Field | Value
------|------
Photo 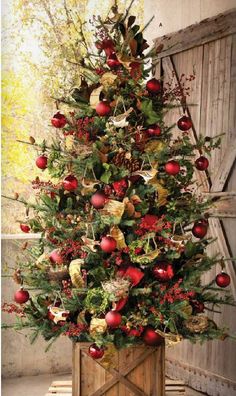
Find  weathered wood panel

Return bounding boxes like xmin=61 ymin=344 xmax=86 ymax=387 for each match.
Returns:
xmin=154 ymin=11 xmax=236 ymax=395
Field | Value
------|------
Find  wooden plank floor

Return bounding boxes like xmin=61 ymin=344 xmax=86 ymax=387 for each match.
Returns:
xmin=45 ymin=379 xmax=186 ymax=395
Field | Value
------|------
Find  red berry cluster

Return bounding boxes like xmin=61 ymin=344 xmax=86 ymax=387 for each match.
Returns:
xmin=2 ymin=302 xmax=26 ymax=317
xmin=158 ymin=279 xmax=195 ymax=305
xmin=64 ymin=323 xmax=88 ymax=337
xmin=136 ymin=214 xmax=171 ymax=236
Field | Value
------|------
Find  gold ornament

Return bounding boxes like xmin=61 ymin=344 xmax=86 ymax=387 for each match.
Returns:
xmin=36 ymin=253 xmax=50 ymax=269
xmin=100 ymin=72 xmax=117 ymax=88
xmin=69 ymin=259 xmax=85 ymax=288
xmin=101 ymin=200 xmax=125 ymax=223
xmin=89 ymin=86 xmax=103 ymax=109
xmin=110 ymin=226 xmax=127 ymax=249
xmin=90 ymin=317 xmax=107 ymax=336
xmin=184 ymin=315 xmax=209 ymax=333
xmin=155 ymin=329 xmax=182 ymax=347
xmin=144 ymin=140 xmax=166 ymax=154
xmin=133 ymin=249 xmax=160 ymax=264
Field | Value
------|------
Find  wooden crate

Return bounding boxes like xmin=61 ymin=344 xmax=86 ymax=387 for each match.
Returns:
xmin=45 ymin=378 xmax=185 ymax=396
xmin=72 ymin=342 xmax=165 ymax=396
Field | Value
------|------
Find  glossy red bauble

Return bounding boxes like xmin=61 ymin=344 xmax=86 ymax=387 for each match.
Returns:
xmin=164 ymin=160 xmax=180 ymax=175
xmin=14 ymin=289 xmax=30 ymax=304
xmin=36 ymin=155 xmax=48 ymax=169
xmin=146 ymin=78 xmax=161 ymax=94
xmin=100 ymin=236 xmax=117 ymax=253
xmin=152 ymin=262 xmax=174 ymax=282
xmin=124 ymin=266 xmax=144 ymax=286
xmin=177 ymin=115 xmax=192 ymax=131
xmin=195 ymin=156 xmax=209 ymax=171
xmin=145 ymin=125 xmax=161 ymax=137
xmin=49 ymin=250 xmax=64 ymax=265
xmin=143 ymin=327 xmax=163 ymax=346
xmin=20 ymin=224 xmax=30 ymax=233
xmin=51 ymin=112 xmax=67 ymax=128
xmin=105 ymin=310 xmax=122 ymax=328
xmin=88 ymin=343 xmax=105 ymax=359
xmin=192 ymin=222 xmax=208 ymax=239
xmin=107 ymin=53 xmax=121 ymax=68
xmin=63 ymin=175 xmax=78 ymax=191
xmin=91 ymin=191 xmax=106 ymax=209
xmin=216 ymin=272 xmax=231 ymax=288
xmin=96 ymin=101 xmax=111 ymax=116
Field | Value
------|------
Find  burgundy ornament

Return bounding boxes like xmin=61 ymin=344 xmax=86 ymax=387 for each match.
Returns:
xmin=20 ymin=224 xmax=30 ymax=233
xmin=88 ymin=343 xmax=105 ymax=359
xmin=143 ymin=326 xmax=163 ymax=346
xmin=192 ymin=222 xmax=208 ymax=239
xmin=96 ymin=101 xmax=111 ymax=116
xmin=177 ymin=115 xmax=192 ymax=131
xmin=112 ymin=179 xmax=128 ymax=197
xmin=102 ymin=39 xmax=115 ymax=56
xmin=107 ymin=53 xmax=121 ymax=68
xmin=146 ymin=78 xmax=161 ymax=94
xmin=145 ymin=125 xmax=161 ymax=137
xmin=14 ymin=288 xmax=30 ymax=304
xmin=100 ymin=236 xmax=117 ymax=253
xmin=216 ymin=272 xmax=231 ymax=288
xmin=195 ymin=156 xmax=209 ymax=171
xmin=105 ymin=310 xmax=122 ymax=328
xmin=152 ymin=262 xmax=174 ymax=282
xmin=191 ymin=300 xmax=205 ymax=314
xmin=164 ymin=160 xmax=180 ymax=176
xmin=90 ymin=191 xmax=106 ymax=209
xmin=63 ymin=175 xmax=78 ymax=191
xmin=36 ymin=155 xmax=48 ymax=169
xmin=51 ymin=112 xmax=67 ymax=128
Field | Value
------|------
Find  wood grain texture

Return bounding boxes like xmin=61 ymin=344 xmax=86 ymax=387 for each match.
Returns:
xmin=72 ymin=343 xmax=165 ymax=396
xmin=153 ymin=8 xmax=236 ymax=59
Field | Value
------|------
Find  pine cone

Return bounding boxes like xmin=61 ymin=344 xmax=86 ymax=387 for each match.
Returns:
xmin=12 ymin=269 xmax=22 ymax=285
xmin=112 ymin=151 xmax=141 ymax=172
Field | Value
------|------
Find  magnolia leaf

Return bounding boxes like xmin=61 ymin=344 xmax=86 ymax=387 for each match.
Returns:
xmin=141 ymin=99 xmax=160 ymax=124
xmin=90 ymin=86 xmax=103 ymax=109
xmin=129 ymin=38 xmax=138 ymax=56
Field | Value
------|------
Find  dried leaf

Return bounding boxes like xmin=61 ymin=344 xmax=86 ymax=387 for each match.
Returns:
xmin=89 ymin=86 xmax=103 ymax=109
xmin=110 ymin=225 xmax=127 ymax=249
xmin=69 ymin=259 xmax=85 ymax=288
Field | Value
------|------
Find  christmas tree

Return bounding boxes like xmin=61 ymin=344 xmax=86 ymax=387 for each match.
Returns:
xmin=3 ymin=3 xmax=234 ymax=358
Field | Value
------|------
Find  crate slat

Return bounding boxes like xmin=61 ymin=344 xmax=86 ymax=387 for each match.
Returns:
xmin=45 ymin=378 xmax=186 ymax=395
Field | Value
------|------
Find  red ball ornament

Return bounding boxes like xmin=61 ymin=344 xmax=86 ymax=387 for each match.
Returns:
xmin=88 ymin=343 xmax=105 ymax=359
xmin=165 ymin=160 xmax=180 ymax=176
xmin=20 ymin=224 xmax=30 ymax=233
xmin=51 ymin=112 xmax=67 ymax=128
xmin=145 ymin=125 xmax=161 ymax=137
xmin=14 ymin=288 xmax=30 ymax=304
xmin=49 ymin=250 xmax=64 ymax=265
xmin=143 ymin=326 xmax=163 ymax=346
xmin=177 ymin=115 xmax=192 ymax=131
xmin=105 ymin=310 xmax=122 ymax=328
xmin=96 ymin=101 xmax=111 ymax=116
xmin=63 ymin=175 xmax=78 ymax=191
xmin=152 ymin=262 xmax=174 ymax=282
xmin=216 ymin=272 xmax=231 ymax=288
xmin=91 ymin=191 xmax=106 ymax=209
xmin=192 ymin=222 xmax=208 ymax=239
xmin=195 ymin=156 xmax=209 ymax=171
xmin=36 ymin=155 xmax=48 ymax=169
xmin=100 ymin=236 xmax=117 ymax=253
xmin=107 ymin=53 xmax=121 ymax=68
xmin=146 ymin=78 xmax=161 ymax=94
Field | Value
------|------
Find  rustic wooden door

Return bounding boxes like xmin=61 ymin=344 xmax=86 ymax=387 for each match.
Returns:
xmin=153 ymin=9 xmax=236 ymax=396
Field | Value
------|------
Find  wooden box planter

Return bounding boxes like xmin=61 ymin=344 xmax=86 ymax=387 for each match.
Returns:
xmin=72 ymin=342 xmax=165 ymax=396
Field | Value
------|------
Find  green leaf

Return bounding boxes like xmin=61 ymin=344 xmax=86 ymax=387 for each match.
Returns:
xmin=141 ymin=99 xmax=160 ymax=125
